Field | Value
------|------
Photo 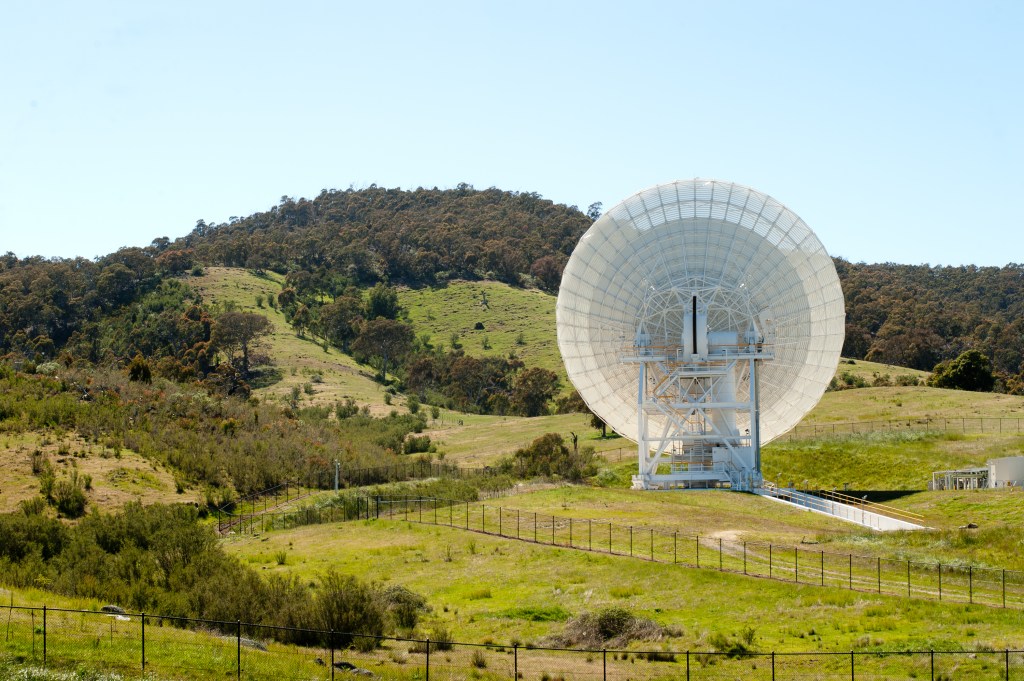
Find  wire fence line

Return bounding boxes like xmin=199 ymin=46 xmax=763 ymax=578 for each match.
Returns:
xmin=365 ymin=496 xmax=1023 ymax=611
xmin=780 ymin=416 xmax=1024 ymax=442
xmin=3 ymin=604 xmax=1023 ymax=681
xmin=215 ymin=460 xmax=514 ymax=532
xmin=220 ymin=493 xmax=1024 ymax=612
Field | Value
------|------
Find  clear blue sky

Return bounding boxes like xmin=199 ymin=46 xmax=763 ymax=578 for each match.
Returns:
xmin=2 ymin=1 xmax=1021 ymax=266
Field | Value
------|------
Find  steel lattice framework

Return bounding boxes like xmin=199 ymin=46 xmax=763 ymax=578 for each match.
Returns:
xmin=556 ymin=180 xmax=844 ymax=490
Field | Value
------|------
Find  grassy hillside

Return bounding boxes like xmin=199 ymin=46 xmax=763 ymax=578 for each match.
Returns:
xmin=0 ymin=432 xmax=183 ymax=514
xmin=188 ymin=268 xmax=1024 ymax=491
xmin=398 ymin=281 xmax=565 ymax=383
xmin=188 ymin=267 xmax=393 ymax=413
xmin=226 ymin=517 xmax=1024 ymax=653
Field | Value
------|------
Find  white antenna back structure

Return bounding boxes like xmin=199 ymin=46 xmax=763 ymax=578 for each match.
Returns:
xmin=556 ymin=180 xmax=844 ymax=491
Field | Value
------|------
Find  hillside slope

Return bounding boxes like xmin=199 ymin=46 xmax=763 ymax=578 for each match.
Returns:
xmin=187 ymin=267 xmax=393 ymax=412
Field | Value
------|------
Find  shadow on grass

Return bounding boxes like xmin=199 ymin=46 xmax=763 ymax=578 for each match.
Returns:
xmin=248 ymin=367 xmax=284 ymax=389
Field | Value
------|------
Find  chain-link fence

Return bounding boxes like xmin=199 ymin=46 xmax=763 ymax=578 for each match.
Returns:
xmin=2 ymin=605 xmax=1022 ymax=680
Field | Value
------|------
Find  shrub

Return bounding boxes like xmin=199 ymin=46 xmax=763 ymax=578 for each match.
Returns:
xmin=553 ymin=607 xmax=664 ymax=648
xmin=314 ymin=571 xmax=387 ymax=651
xmin=54 ymin=471 xmax=87 ymax=518
xmin=380 ymin=585 xmax=428 ymax=630
xmin=19 ymin=496 xmax=47 ymax=516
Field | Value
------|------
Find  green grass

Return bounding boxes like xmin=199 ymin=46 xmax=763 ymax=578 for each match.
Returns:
xmin=763 ymin=430 xmax=1024 ymax=491
xmin=832 ymin=358 xmax=930 ymax=386
xmin=427 ymin=412 xmax=627 ymax=467
xmin=0 ymin=432 xmax=184 ymax=514
xmin=224 ymin=518 xmax=1024 ymax=653
xmin=398 ymin=281 xmax=564 ymax=383
xmin=486 ymin=486 xmax=854 ymax=545
xmin=798 ymin=385 xmax=1024 ymax=427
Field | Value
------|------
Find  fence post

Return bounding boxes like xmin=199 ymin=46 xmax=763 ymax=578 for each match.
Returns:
xmin=969 ymin=566 xmax=973 ymax=603
xmin=771 ymin=651 xmax=775 ymax=681
xmin=141 ymin=613 xmax=146 ymax=672
xmin=236 ymin=619 xmax=241 ymax=681
xmin=514 ymin=644 xmax=518 ymax=680
xmin=850 ymin=651 xmax=854 ymax=681
xmin=651 ymin=529 xmax=654 ymax=561
xmin=425 ymin=638 xmax=430 ymax=681
xmin=551 ymin=515 xmax=556 ymax=545
xmin=629 ymin=526 xmax=633 ymax=556
xmin=602 ymin=648 xmax=606 ymax=681
xmin=686 ymin=650 xmax=690 ymax=681
xmin=930 ymin=649 xmax=934 ymax=681
xmin=589 ymin=519 xmax=592 ymax=550
xmin=938 ymin=563 xmax=942 ymax=600
xmin=1006 ymin=649 xmax=1010 ymax=681
xmin=768 ymin=544 xmax=771 ymax=578
xmin=330 ymin=630 xmax=335 ymax=681
xmin=697 ymin=535 xmax=700 ymax=568
xmin=1002 ymin=569 xmax=1006 ymax=608
xmin=743 ymin=541 xmax=746 ymax=574
xmin=719 ymin=538 xmax=723 ymax=571
xmin=42 ymin=605 xmax=46 ymax=668
xmin=534 ymin=512 xmax=538 ymax=542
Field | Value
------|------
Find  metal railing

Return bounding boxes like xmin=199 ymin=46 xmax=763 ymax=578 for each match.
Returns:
xmin=3 ymin=603 xmax=1021 ymax=680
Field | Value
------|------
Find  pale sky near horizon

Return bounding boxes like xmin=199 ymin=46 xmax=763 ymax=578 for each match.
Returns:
xmin=2 ymin=1 xmax=1022 ymax=267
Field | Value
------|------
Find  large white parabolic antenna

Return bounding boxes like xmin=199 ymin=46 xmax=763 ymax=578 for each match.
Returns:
xmin=556 ymin=180 xmax=844 ymax=491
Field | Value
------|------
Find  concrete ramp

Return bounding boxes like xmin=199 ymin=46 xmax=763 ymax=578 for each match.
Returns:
xmin=754 ymin=487 xmax=926 ymax=531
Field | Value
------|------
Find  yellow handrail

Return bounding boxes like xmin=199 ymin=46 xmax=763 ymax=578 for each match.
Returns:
xmin=818 ymin=489 xmax=925 ymax=523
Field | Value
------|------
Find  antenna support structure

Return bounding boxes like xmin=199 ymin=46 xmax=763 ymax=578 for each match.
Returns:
xmin=624 ymin=287 xmax=771 ymax=490
xmin=556 ymin=180 xmax=844 ymax=494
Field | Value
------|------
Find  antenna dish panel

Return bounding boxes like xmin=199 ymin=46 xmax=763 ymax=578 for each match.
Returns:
xmin=556 ymin=180 xmax=844 ymax=488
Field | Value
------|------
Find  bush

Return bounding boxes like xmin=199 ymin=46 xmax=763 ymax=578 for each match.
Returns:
xmin=512 ymin=434 xmax=597 ymax=481
xmin=552 ymin=607 xmax=665 ymax=648
xmin=54 ymin=473 xmax=87 ymax=517
xmin=314 ymin=571 xmax=387 ymax=651
xmin=380 ymin=584 xmax=428 ymax=630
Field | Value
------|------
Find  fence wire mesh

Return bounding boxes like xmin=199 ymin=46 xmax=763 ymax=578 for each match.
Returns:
xmin=3 ymin=605 xmax=1023 ymax=680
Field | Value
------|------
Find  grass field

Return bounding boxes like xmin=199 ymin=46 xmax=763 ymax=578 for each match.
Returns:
xmin=398 ymin=281 xmax=565 ymax=383
xmin=0 ymin=432 xmax=185 ymax=514
xmin=225 ymin=517 xmax=1024 ymax=653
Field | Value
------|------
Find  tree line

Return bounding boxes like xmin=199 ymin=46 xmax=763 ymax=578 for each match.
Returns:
xmin=3 ymin=185 xmax=1024 ymax=392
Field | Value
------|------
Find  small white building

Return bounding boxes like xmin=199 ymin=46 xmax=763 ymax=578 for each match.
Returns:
xmin=988 ymin=455 xmax=1024 ymax=488
xmin=931 ymin=455 xmax=1024 ymax=490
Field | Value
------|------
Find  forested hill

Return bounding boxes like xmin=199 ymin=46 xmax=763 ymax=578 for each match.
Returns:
xmin=837 ymin=260 xmax=1024 ymax=379
xmin=180 ymin=185 xmax=593 ymax=290
xmin=1 ymin=184 xmax=1023 ymax=385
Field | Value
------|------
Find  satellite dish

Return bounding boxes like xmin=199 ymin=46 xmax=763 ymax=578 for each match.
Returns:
xmin=556 ymin=180 xmax=844 ymax=490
